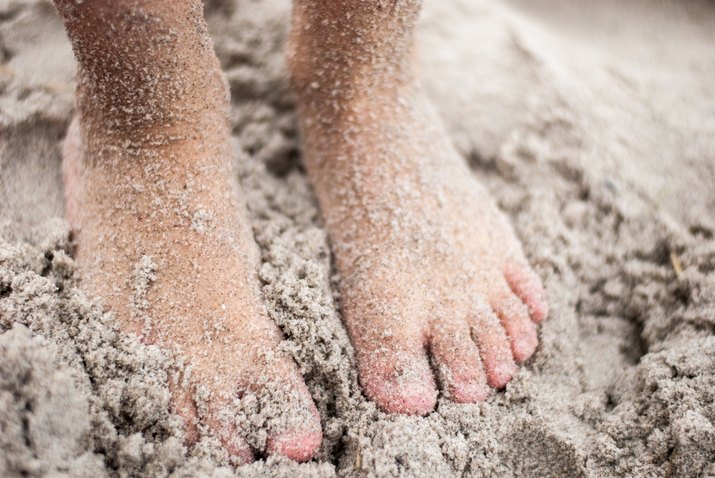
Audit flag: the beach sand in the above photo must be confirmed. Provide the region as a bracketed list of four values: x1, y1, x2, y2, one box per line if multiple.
[1, 0, 714, 476]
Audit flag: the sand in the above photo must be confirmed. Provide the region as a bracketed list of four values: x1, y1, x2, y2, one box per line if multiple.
[1, 0, 714, 476]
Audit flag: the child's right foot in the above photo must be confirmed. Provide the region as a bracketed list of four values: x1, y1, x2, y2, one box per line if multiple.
[289, 0, 548, 414]
[56, 0, 320, 463]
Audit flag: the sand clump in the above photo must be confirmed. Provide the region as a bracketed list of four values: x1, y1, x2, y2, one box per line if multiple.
[1, 0, 715, 476]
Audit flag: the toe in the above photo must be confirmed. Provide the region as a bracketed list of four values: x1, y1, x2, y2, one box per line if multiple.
[220, 428, 255, 466]
[469, 300, 517, 388]
[202, 397, 255, 465]
[266, 428, 322, 463]
[360, 353, 437, 415]
[431, 321, 490, 402]
[206, 393, 256, 464]
[503, 261, 549, 323]
[355, 332, 437, 415]
[167, 364, 255, 464]
[343, 289, 438, 415]
[264, 379, 323, 462]
[229, 318, 323, 461]
[490, 287, 538, 363]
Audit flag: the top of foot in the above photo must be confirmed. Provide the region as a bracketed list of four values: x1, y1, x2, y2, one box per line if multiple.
[296, 87, 548, 414]
[63, 116, 322, 463]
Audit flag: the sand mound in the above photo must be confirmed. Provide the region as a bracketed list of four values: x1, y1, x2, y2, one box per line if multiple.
[1, 0, 714, 476]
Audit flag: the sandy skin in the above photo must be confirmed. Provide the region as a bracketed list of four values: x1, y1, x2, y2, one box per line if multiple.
[289, 0, 547, 413]
[53, 0, 547, 463]
[55, 0, 320, 463]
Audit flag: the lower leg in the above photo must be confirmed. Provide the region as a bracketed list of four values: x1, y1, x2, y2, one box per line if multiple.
[288, 0, 420, 106]
[55, 0, 320, 462]
[288, 0, 548, 414]
[56, 0, 229, 154]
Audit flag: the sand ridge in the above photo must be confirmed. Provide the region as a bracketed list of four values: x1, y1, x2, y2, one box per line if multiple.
[1, 0, 714, 476]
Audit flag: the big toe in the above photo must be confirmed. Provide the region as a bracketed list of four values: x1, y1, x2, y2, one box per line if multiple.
[204, 409, 255, 465]
[168, 371, 255, 465]
[239, 361, 323, 462]
[358, 345, 437, 415]
[222, 432, 255, 465]
[266, 428, 322, 462]
[264, 381, 323, 462]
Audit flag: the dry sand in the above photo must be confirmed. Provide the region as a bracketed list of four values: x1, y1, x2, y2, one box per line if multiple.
[1, 0, 715, 476]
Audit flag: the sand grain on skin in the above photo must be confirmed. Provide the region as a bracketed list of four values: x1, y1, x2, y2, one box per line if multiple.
[2, 0, 715, 476]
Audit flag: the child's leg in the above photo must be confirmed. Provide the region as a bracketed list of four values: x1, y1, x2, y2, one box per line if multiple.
[288, 0, 548, 414]
[54, 0, 320, 462]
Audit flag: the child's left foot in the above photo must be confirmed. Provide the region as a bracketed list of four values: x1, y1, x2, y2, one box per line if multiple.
[54, 0, 321, 462]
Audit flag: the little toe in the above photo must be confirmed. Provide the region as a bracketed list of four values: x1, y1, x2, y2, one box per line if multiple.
[431, 322, 490, 403]
[356, 335, 437, 415]
[469, 300, 517, 388]
[503, 260, 549, 323]
[490, 288, 538, 363]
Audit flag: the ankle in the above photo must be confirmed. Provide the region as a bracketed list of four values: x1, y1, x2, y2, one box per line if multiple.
[59, 0, 229, 135]
[287, 0, 421, 105]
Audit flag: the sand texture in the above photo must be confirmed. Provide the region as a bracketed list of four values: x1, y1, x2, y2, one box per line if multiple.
[1, 0, 715, 476]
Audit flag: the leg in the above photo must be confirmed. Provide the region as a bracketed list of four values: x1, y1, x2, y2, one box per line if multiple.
[55, 0, 321, 462]
[288, 0, 548, 414]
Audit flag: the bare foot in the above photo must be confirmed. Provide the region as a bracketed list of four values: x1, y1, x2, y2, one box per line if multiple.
[289, 0, 548, 414]
[56, 0, 320, 462]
